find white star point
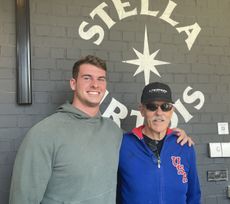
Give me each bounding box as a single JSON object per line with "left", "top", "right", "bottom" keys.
{"left": 123, "top": 26, "right": 170, "bottom": 85}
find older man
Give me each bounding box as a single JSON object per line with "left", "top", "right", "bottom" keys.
{"left": 117, "top": 82, "right": 201, "bottom": 204}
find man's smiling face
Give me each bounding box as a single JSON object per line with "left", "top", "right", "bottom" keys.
{"left": 70, "top": 63, "right": 107, "bottom": 111}
{"left": 140, "top": 101, "right": 174, "bottom": 136}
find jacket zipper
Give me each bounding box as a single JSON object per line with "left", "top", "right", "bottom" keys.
{"left": 134, "top": 131, "right": 162, "bottom": 168}
{"left": 157, "top": 154, "right": 161, "bottom": 168}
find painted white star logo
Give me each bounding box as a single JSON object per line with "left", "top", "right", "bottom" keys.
{"left": 123, "top": 26, "right": 170, "bottom": 85}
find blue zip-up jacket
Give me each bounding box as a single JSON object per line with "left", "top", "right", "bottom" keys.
{"left": 117, "top": 125, "right": 201, "bottom": 204}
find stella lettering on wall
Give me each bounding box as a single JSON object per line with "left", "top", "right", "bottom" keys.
{"left": 78, "top": 0, "right": 205, "bottom": 128}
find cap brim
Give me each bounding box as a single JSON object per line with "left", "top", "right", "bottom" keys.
{"left": 142, "top": 98, "right": 174, "bottom": 104}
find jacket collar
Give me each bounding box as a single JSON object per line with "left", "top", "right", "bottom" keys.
{"left": 132, "top": 125, "right": 173, "bottom": 140}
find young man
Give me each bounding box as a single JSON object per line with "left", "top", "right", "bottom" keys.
{"left": 9, "top": 55, "right": 123, "bottom": 204}
{"left": 117, "top": 82, "right": 201, "bottom": 204}
{"left": 10, "top": 56, "right": 193, "bottom": 204}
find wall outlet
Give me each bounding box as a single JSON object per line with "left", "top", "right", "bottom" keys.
{"left": 209, "top": 143, "right": 222, "bottom": 157}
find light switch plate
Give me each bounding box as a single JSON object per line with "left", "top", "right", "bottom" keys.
{"left": 221, "top": 143, "right": 230, "bottom": 157}
{"left": 209, "top": 143, "right": 222, "bottom": 157}
{"left": 217, "top": 122, "right": 229, "bottom": 135}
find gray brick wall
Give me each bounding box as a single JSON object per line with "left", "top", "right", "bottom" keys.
{"left": 0, "top": 0, "right": 230, "bottom": 203}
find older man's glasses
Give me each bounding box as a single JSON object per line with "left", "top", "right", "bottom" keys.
{"left": 145, "top": 103, "right": 173, "bottom": 112}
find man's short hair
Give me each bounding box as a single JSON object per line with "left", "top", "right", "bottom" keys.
{"left": 72, "top": 55, "right": 107, "bottom": 78}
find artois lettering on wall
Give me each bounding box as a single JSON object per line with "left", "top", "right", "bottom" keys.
{"left": 78, "top": 0, "right": 205, "bottom": 128}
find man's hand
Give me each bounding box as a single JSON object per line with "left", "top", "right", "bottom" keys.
{"left": 172, "top": 128, "right": 195, "bottom": 147}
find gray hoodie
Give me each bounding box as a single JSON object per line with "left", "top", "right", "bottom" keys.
{"left": 10, "top": 102, "right": 123, "bottom": 204}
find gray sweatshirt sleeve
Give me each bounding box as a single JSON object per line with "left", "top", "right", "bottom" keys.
{"left": 9, "top": 128, "right": 53, "bottom": 204}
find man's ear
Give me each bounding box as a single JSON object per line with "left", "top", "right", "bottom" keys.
{"left": 70, "top": 78, "right": 76, "bottom": 91}
{"left": 139, "top": 104, "right": 145, "bottom": 117}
